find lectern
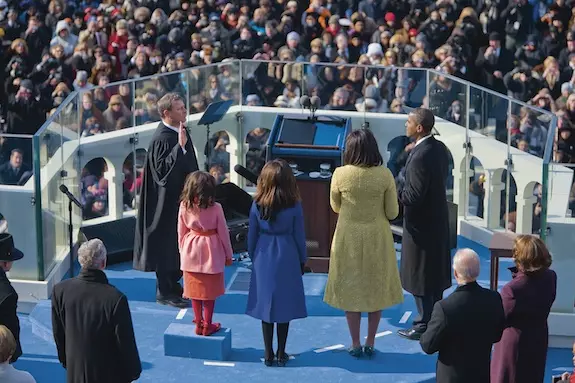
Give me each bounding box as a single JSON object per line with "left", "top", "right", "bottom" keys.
{"left": 266, "top": 114, "right": 352, "bottom": 272}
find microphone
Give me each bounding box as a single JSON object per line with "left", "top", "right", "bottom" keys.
{"left": 59, "top": 184, "right": 83, "bottom": 209}
{"left": 233, "top": 164, "right": 259, "bottom": 185}
{"left": 310, "top": 96, "right": 320, "bottom": 109}
{"left": 299, "top": 95, "right": 311, "bottom": 108}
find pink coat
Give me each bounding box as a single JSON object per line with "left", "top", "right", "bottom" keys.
{"left": 177, "top": 202, "right": 233, "bottom": 274}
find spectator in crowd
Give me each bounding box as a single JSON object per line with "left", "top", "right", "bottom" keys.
{"left": 0, "top": 149, "right": 31, "bottom": 185}
{"left": 420, "top": 248, "right": 505, "bottom": 382}
{"left": 0, "top": 325, "right": 35, "bottom": 383}
{"left": 0, "top": 232, "right": 24, "bottom": 364}
{"left": 51, "top": 238, "right": 142, "bottom": 383}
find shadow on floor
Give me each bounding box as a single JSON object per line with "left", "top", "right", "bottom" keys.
{"left": 230, "top": 347, "right": 437, "bottom": 374}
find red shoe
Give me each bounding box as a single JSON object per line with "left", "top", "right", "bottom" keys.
{"left": 195, "top": 321, "right": 203, "bottom": 335}
{"left": 202, "top": 322, "right": 221, "bottom": 336}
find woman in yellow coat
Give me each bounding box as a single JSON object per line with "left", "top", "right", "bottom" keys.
{"left": 324, "top": 128, "right": 404, "bottom": 358}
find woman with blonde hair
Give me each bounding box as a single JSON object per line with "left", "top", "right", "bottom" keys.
{"left": 0, "top": 325, "right": 36, "bottom": 382}
{"left": 491, "top": 235, "right": 557, "bottom": 383}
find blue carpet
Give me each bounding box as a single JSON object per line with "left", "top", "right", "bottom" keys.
{"left": 14, "top": 236, "right": 573, "bottom": 382}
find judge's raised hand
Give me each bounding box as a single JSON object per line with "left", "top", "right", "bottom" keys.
{"left": 178, "top": 122, "right": 188, "bottom": 149}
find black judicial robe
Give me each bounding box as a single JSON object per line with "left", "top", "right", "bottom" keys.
{"left": 0, "top": 268, "right": 21, "bottom": 362}
{"left": 399, "top": 136, "right": 451, "bottom": 296}
{"left": 133, "top": 123, "right": 199, "bottom": 272}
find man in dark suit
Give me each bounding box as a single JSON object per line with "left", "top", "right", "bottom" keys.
{"left": 0, "top": 149, "right": 32, "bottom": 186}
{"left": 398, "top": 108, "right": 451, "bottom": 341}
{"left": 133, "top": 93, "right": 199, "bottom": 308}
{"left": 0, "top": 233, "right": 24, "bottom": 363}
{"left": 474, "top": 32, "right": 514, "bottom": 140}
{"left": 475, "top": 32, "right": 514, "bottom": 94}
{"left": 420, "top": 249, "right": 505, "bottom": 383}
{"left": 52, "top": 239, "right": 142, "bottom": 383}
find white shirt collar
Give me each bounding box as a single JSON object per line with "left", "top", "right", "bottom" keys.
{"left": 162, "top": 120, "right": 179, "bottom": 133}
{"left": 415, "top": 134, "right": 432, "bottom": 147}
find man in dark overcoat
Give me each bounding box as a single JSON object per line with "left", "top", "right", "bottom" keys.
{"left": 420, "top": 249, "right": 505, "bottom": 382}
{"left": 52, "top": 239, "right": 142, "bottom": 383}
{"left": 0, "top": 233, "right": 24, "bottom": 363}
{"left": 133, "top": 92, "right": 199, "bottom": 308}
{"left": 397, "top": 107, "right": 452, "bottom": 341}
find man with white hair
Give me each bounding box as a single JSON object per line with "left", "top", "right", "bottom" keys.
{"left": 419, "top": 248, "right": 505, "bottom": 383}
{"left": 52, "top": 239, "right": 142, "bottom": 383}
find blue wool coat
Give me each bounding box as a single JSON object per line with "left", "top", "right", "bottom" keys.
{"left": 246, "top": 201, "right": 308, "bottom": 323}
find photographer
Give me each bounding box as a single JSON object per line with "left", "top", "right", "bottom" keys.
{"left": 500, "top": 0, "right": 534, "bottom": 51}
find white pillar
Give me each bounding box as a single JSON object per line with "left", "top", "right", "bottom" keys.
{"left": 104, "top": 169, "right": 123, "bottom": 220}
{"left": 515, "top": 194, "right": 535, "bottom": 234}
{"left": 456, "top": 159, "right": 468, "bottom": 217}
{"left": 485, "top": 171, "right": 504, "bottom": 229}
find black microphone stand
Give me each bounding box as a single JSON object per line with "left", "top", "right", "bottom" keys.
{"left": 68, "top": 198, "right": 74, "bottom": 277}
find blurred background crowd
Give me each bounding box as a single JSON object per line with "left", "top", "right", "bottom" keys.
{"left": 0, "top": 0, "right": 574, "bottom": 225}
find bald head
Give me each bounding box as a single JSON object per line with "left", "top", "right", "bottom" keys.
{"left": 453, "top": 248, "right": 480, "bottom": 284}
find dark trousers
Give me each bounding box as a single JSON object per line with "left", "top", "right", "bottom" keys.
{"left": 156, "top": 270, "right": 183, "bottom": 299}
{"left": 413, "top": 291, "right": 443, "bottom": 333}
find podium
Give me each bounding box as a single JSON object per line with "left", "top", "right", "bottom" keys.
{"left": 267, "top": 114, "right": 352, "bottom": 272}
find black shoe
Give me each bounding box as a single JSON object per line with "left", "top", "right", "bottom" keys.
{"left": 263, "top": 352, "right": 275, "bottom": 367}
{"left": 276, "top": 353, "right": 289, "bottom": 367}
{"left": 397, "top": 328, "right": 422, "bottom": 341}
{"left": 157, "top": 297, "right": 189, "bottom": 308}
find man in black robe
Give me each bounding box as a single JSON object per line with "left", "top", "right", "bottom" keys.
{"left": 133, "top": 93, "right": 199, "bottom": 308}
{"left": 397, "top": 108, "right": 452, "bottom": 341}
{"left": 0, "top": 233, "right": 24, "bottom": 363}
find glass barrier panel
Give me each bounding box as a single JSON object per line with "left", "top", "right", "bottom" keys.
{"left": 468, "top": 85, "right": 510, "bottom": 146}
{"left": 427, "top": 72, "right": 468, "bottom": 129}
{"left": 241, "top": 60, "right": 269, "bottom": 107}
{"left": 217, "top": 60, "right": 241, "bottom": 106}
{"left": 0, "top": 134, "right": 38, "bottom": 280}
{"left": 260, "top": 60, "right": 304, "bottom": 109}
{"left": 37, "top": 112, "right": 69, "bottom": 278}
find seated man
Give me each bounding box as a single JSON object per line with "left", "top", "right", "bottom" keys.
{"left": 420, "top": 248, "right": 505, "bottom": 383}
{"left": 0, "top": 149, "right": 32, "bottom": 186}
{"left": 0, "top": 325, "right": 35, "bottom": 382}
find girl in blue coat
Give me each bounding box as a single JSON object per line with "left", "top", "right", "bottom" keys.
{"left": 246, "top": 159, "right": 308, "bottom": 367}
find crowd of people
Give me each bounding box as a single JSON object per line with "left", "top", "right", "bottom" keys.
{"left": 0, "top": 0, "right": 573, "bottom": 212}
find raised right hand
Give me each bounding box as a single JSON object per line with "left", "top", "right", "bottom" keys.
{"left": 178, "top": 122, "right": 188, "bottom": 149}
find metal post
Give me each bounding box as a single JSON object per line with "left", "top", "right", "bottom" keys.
{"left": 504, "top": 101, "right": 512, "bottom": 231}
{"left": 239, "top": 60, "right": 243, "bottom": 106}
{"left": 463, "top": 84, "right": 471, "bottom": 220}
{"left": 68, "top": 199, "right": 74, "bottom": 278}
{"left": 32, "top": 135, "right": 45, "bottom": 281}
{"left": 425, "top": 70, "right": 430, "bottom": 106}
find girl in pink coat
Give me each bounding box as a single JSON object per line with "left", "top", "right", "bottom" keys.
{"left": 178, "top": 171, "right": 233, "bottom": 336}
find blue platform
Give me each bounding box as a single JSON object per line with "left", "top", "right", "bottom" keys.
{"left": 164, "top": 323, "right": 232, "bottom": 360}
{"left": 16, "top": 237, "right": 574, "bottom": 382}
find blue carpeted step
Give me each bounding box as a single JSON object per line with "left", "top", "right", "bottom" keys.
{"left": 164, "top": 323, "right": 232, "bottom": 361}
